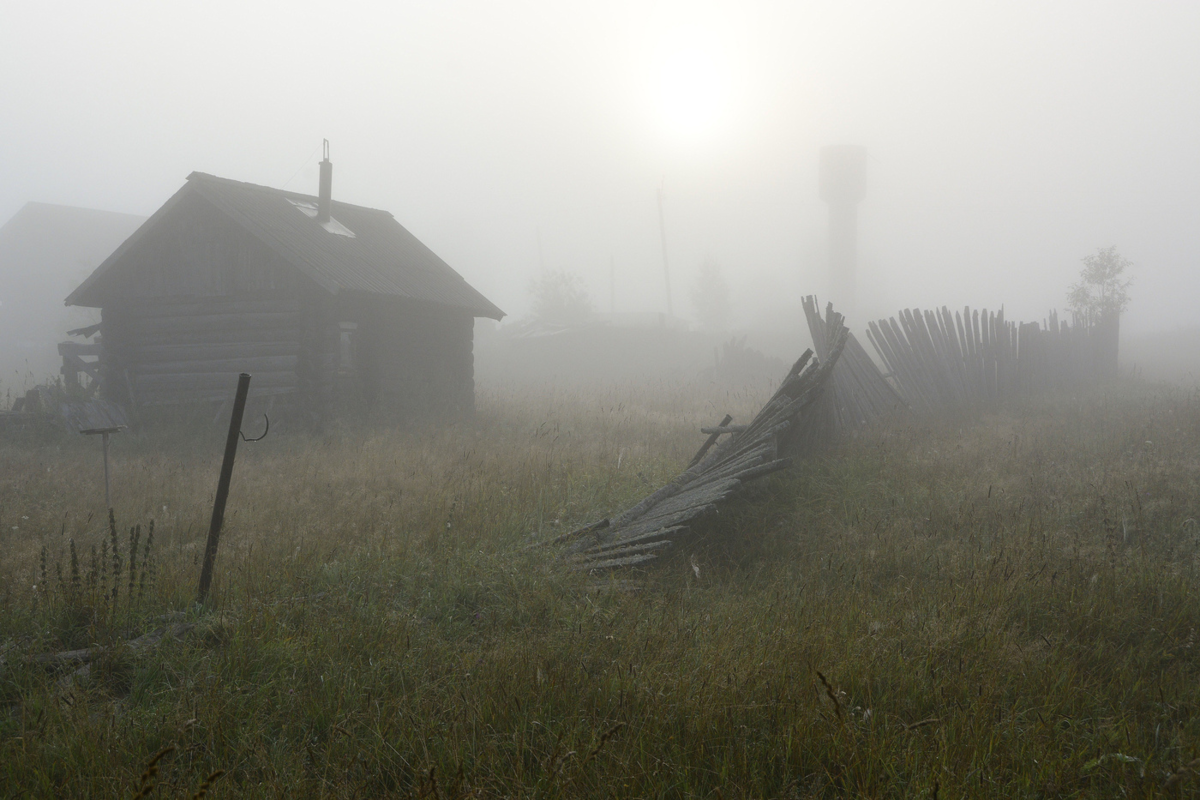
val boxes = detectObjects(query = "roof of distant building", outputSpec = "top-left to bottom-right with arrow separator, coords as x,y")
66,172 -> 504,319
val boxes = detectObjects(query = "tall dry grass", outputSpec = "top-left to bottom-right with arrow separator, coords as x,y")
2,378 -> 1200,797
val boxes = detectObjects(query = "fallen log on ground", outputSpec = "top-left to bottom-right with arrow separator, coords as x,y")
30,622 -> 196,668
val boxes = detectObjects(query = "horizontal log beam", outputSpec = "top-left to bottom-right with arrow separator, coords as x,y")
132,355 -> 299,375
126,342 -> 302,363
123,312 -> 302,336
109,327 -> 304,346
135,385 -> 298,406
118,298 -> 303,319
133,371 -> 297,392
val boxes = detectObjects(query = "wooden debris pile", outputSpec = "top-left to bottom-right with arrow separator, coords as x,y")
797,296 -> 906,451
0,388 -> 46,430
555,299 -> 1115,573
1,613 -> 196,689
558,315 -> 850,572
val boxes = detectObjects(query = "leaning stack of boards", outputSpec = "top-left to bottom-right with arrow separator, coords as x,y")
865,307 -> 1108,414
559,316 -> 849,572
799,296 -> 907,450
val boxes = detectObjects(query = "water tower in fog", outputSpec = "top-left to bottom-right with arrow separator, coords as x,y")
819,145 -> 867,315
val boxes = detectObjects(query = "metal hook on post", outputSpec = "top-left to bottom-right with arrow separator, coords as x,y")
240,414 -> 269,442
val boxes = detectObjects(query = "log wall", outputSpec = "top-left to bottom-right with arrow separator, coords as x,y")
102,298 -> 305,408
362,298 -> 474,417
89,192 -> 479,421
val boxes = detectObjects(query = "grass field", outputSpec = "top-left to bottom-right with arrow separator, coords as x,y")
3,378 -> 1200,798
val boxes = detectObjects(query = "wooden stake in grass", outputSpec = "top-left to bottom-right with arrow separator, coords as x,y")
197,373 -> 251,605
688,413 -> 733,468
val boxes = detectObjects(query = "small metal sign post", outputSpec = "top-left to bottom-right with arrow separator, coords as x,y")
81,426 -> 124,509
61,397 -> 131,511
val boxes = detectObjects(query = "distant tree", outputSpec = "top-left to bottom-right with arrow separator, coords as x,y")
528,269 -> 593,326
1067,246 -> 1132,327
691,258 -> 732,331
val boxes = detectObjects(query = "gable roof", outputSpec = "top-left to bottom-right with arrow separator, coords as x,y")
2,202 -> 145,292
66,172 -> 504,319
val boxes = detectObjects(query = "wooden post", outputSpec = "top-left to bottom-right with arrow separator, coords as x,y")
689,414 -> 733,468
197,373 -> 252,605
102,431 -> 111,509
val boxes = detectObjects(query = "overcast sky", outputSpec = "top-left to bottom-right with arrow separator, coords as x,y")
2,0 -> 1197,335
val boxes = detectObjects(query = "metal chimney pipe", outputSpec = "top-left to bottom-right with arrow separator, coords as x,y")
317,139 -> 332,224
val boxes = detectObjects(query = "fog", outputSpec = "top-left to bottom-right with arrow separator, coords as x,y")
2,1 -> 1198,369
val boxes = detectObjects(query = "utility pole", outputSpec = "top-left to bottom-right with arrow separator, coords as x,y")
656,181 -> 674,318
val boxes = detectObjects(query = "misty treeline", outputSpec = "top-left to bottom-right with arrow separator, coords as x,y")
527,269 -> 594,326
525,258 -> 732,329
523,246 -> 1125,336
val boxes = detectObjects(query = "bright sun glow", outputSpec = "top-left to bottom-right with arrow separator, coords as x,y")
650,31 -> 733,146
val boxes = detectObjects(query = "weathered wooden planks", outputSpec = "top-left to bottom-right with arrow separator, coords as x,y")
558,310 -> 851,572
800,296 -> 906,449
134,384 -> 297,407
119,298 -> 303,319
128,342 -> 301,363
866,305 -> 1108,413
101,296 -> 307,411
123,311 -> 302,336
132,355 -> 299,375
132,371 -> 297,392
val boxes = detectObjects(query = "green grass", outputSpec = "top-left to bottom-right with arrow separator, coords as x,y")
3,379 -> 1200,797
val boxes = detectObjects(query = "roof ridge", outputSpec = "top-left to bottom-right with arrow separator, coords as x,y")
68,172 -> 504,319
185,171 -> 393,216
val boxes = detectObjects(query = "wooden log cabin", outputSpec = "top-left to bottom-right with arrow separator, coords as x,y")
65,151 -> 504,423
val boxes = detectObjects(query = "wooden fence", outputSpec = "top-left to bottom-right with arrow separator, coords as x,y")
865,307 -> 1115,414
800,296 -> 907,445
555,301 -> 1118,572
